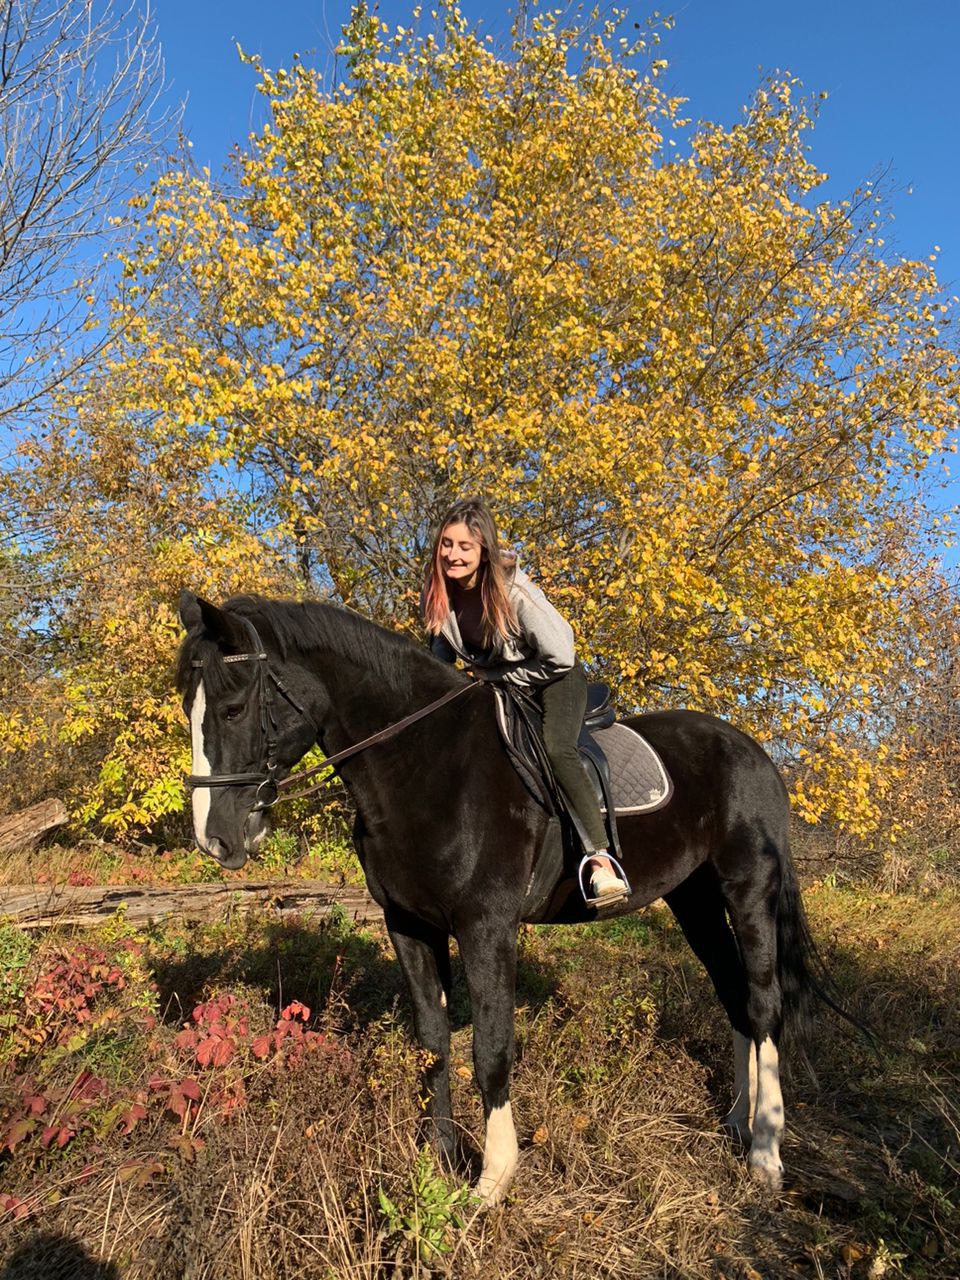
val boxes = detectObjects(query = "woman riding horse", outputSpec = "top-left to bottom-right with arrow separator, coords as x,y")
422,497 -> 629,907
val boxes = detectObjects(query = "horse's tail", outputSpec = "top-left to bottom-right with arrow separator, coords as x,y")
776,842 -> 874,1055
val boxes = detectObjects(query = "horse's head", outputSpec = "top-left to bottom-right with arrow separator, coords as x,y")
177,590 -> 316,870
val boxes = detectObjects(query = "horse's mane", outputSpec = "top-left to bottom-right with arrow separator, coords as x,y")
176,594 -> 461,699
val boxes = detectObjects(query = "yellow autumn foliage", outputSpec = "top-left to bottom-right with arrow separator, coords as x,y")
3,3 -> 958,844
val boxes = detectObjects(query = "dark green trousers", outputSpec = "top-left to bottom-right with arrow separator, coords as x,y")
538,663 -> 608,852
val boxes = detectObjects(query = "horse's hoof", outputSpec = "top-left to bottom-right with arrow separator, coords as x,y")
474,1173 -> 512,1208
748,1153 -> 784,1191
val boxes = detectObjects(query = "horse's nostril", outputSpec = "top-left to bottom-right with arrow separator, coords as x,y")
201,836 -> 225,860
205,838 -> 247,871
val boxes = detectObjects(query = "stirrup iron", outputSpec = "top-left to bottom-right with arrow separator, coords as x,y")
578,853 -> 631,908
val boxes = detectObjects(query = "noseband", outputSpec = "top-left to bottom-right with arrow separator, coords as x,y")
186,618 -> 476,813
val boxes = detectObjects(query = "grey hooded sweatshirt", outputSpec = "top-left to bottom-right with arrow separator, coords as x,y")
427,565 -> 576,688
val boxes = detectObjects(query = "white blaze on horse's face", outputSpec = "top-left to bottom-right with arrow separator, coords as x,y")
189,680 -> 213,851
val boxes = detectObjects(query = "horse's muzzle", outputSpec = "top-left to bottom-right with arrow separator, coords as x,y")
202,835 -> 249,871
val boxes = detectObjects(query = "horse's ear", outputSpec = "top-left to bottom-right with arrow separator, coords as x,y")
179,590 -> 235,644
179,589 -> 203,632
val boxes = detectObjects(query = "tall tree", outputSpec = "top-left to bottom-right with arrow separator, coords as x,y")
0,0 -> 174,815
9,4 -> 960,842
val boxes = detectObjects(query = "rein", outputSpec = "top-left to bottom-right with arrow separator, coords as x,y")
276,681 -> 475,803
187,620 -> 476,811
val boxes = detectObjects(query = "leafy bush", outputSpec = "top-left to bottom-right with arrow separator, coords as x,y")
378,1146 -> 475,1262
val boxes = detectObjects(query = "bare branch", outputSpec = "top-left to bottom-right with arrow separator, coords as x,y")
0,0 -> 176,428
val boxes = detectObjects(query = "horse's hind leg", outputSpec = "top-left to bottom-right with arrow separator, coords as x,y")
663,865 -> 755,1144
457,918 -> 520,1206
727,1028 -> 758,1145
668,857 -> 785,1186
720,847 -> 785,1190
385,904 -> 456,1164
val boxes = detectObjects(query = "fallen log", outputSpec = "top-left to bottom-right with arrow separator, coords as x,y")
0,798 -> 69,854
0,879 -> 382,931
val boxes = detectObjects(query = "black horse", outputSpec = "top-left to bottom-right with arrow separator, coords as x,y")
177,589 -> 836,1204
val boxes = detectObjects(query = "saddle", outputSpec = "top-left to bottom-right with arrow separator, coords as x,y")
493,682 -> 618,847
493,682 -> 672,912
491,686 -> 670,896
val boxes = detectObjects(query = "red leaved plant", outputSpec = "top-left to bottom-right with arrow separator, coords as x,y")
250,1000 -> 343,1070
2,940 -> 352,1185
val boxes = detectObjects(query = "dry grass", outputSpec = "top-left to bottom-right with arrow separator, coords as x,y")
0,888 -> 957,1279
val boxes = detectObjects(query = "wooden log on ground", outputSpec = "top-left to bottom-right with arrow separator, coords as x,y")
0,798 -> 69,854
0,879 -> 382,930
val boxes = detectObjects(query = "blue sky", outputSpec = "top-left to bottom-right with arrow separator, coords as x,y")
158,0 -> 959,289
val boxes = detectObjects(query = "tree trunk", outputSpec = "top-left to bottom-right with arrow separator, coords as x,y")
0,799 -> 69,854
0,879 -> 381,930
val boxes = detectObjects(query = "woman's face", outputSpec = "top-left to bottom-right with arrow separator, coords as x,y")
439,520 -> 485,590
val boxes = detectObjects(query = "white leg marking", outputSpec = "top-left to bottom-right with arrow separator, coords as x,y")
189,681 -> 212,849
475,1102 -> 518,1206
723,1030 -> 757,1144
748,1036 -> 784,1189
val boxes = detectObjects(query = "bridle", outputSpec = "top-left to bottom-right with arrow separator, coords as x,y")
186,618 -> 476,812
186,618 -> 300,812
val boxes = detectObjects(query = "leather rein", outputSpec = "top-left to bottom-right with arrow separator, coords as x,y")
186,619 -> 475,812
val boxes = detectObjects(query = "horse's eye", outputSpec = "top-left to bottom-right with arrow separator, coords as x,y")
224,704 -> 244,721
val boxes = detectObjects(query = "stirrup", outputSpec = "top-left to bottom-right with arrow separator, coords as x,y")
578,853 -> 631,908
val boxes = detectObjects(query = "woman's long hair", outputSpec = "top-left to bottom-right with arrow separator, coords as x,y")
423,498 -> 519,646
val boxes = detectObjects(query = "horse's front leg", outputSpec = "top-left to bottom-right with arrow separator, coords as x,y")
457,918 -> 520,1206
385,904 -> 455,1164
